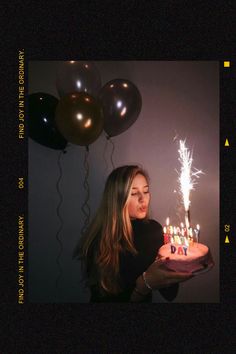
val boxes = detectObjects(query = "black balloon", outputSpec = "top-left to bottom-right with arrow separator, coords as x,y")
55,92 -> 104,146
56,61 -> 101,98
28,92 -> 67,150
99,79 -> 142,137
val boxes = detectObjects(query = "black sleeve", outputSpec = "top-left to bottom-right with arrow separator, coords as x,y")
158,284 -> 179,302
119,219 -> 179,301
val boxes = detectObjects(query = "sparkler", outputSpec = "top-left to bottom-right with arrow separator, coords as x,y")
177,140 -> 203,235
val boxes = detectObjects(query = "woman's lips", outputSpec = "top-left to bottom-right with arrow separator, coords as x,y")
139,206 -> 147,212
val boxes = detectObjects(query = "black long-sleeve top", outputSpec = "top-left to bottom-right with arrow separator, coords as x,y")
90,218 -> 178,302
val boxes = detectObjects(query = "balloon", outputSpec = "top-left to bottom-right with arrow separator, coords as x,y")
55,92 -> 104,146
28,92 -> 67,150
56,61 -> 101,98
99,79 -> 142,137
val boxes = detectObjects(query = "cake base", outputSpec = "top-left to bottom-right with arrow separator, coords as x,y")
158,242 -> 210,273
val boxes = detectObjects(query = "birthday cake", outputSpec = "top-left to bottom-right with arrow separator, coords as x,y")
158,242 -> 210,273
157,139 -> 214,274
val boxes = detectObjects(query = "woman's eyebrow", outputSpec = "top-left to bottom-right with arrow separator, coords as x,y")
131,185 -> 149,189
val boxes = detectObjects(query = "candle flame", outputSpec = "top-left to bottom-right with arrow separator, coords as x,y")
177,139 -> 203,212
166,217 -> 170,226
196,224 -> 200,230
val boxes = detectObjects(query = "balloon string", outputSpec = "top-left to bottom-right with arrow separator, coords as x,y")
55,150 -> 64,290
81,146 -> 90,237
108,137 -> 115,169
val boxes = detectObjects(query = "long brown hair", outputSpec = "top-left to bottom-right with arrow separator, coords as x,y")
74,165 -> 150,295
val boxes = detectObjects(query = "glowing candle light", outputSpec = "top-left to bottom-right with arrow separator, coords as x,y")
180,235 -> 185,245
196,224 -> 200,243
166,217 -> 170,233
166,217 -> 170,225
163,226 -> 169,244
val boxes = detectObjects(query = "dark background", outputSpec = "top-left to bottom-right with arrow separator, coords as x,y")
2,1 -> 236,353
28,61 -> 219,303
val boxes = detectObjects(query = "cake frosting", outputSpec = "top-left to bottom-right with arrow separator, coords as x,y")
158,242 -> 210,273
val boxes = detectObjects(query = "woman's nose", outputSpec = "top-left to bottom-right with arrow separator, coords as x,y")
138,193 -> 145,201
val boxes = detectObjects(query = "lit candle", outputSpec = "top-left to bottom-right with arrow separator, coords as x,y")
185,238 -> 189,247
180,235 -> 185,245
166,217 -> 170,233
194,228 -> 197,241
163,226 -> 169,244
173,226 -> 177,236
196,224 -> 200,243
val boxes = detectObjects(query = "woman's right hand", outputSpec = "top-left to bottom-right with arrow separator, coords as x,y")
136,257 -> 193,293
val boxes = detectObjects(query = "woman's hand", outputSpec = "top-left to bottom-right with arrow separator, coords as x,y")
136,258 -> 193,294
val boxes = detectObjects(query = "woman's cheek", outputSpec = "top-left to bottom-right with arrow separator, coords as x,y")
128,199 -> 138,216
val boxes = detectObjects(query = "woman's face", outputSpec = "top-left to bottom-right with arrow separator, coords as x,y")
127,173 -> 150,219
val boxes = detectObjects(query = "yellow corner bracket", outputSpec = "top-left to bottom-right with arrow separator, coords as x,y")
225,138 -> 229,147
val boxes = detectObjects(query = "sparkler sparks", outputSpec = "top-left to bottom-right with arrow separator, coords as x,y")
176,140 -> 203,230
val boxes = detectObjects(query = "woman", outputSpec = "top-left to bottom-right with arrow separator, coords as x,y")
74,165 -> 192,302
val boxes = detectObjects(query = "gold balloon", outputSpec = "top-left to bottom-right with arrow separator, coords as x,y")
56,92 -> 104,146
